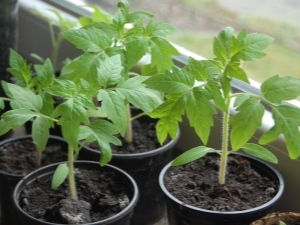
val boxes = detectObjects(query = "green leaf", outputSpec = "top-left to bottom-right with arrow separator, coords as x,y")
214,27 -> 234,60
0,99 -> 4,110
230,98 -> 264,150
34,58 -> 54,88
127,11 -> 153,22
97,55 -> 123,87
116,76 -> 163,114
51,163 -> 69,189
242,143 -> 278,164
261,75 -> 300,103
151,93 -> 185,144
172,146 -> 211,166
144,67 -> 194,93
224,61 -> 249,83
6,83 -> 42,111
89,5 -> 111,23
231,32 -> 274,61
0,120 -> 12,136
125,36 -> 148,70
149,37 -> 180,72
53,99 -> 89,151
61,28 -> 112,52
206,80 -> 227,111
186,87 -> 216,145
32,116 -> 50,152
67,54 -> 101,89
259,125 -> 281,145
97,90 -> 127,136
233,93 -> 250,107
79,120 -> 121,166
7,49 -> 32,86
1,108 -> 37,130
145,21 -> 178,37
185,58 -> 219,81
272,105 -> 300,159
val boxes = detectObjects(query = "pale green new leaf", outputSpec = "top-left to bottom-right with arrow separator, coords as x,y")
172,146 -> 211,166
151,93 -> 186,144
144,67 -> 194,93
125,36 -> 148,70
242,143 -> 278,164
261,75 -> 300,103
97,55 -> 123,87
61,28 -> 111,52
98,90 -> 127,136
32,116 -> 50,152
116,76 -> 163,113
230,98 -> 264,150
213,37 -> 228,61
272,105 -> 300,159
149,37 -> 180,72
51,163 -> 69,189
6,83 -> 42,111
186,87 -> 216,145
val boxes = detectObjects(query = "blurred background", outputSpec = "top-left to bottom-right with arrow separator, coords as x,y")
81,0 -> 300,83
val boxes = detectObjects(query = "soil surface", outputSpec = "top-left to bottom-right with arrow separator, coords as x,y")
88,119 -> 162,154
0,138 -> 68,175
164,154 -> 279,211
19,167 -> 132,224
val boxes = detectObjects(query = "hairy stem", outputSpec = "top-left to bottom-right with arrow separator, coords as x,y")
218,97 -> 231,185
125,104 -> 132,144
68,145 -> 77,200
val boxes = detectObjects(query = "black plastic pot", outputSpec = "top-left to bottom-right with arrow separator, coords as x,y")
0,135 -> 68,225
159,152 -> 285,225
79,131 -> 180,225
12,161 -> 139,225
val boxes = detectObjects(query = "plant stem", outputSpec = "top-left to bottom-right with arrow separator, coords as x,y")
125,103 -> 132,143
218,97 -> 231,185
68,145 -> 77,200
35,148 -> 41,168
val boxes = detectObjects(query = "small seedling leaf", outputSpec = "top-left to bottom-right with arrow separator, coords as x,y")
242,143 -> 278,164
51,163 -> 69,189
172,146 -> 211,166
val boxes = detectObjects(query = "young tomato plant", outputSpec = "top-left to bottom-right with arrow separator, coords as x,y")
145,27 -> 300,184
60,0 -> 180,145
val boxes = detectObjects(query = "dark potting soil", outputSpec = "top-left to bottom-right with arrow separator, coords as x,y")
164,154 -> 279,211
88,119 -> 162,154
19,167 -> 132,224
0,138 -> 68,175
